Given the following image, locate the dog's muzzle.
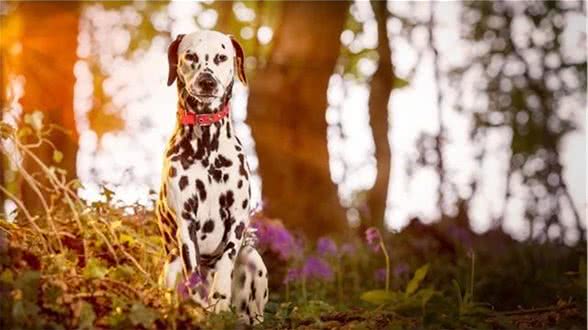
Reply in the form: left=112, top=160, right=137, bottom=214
left=196, top=73, right=218, bottom=95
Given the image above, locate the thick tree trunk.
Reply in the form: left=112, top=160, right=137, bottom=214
left=17, top=3, right=79, bottom=212
left=247, top=1, right=348, bottom=237
left=213, top=0, right=234, bottom=33
left=365, top=0, right=393, bottom=229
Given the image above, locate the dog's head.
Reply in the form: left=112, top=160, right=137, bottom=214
left=167, top=31, right=246, bottom=112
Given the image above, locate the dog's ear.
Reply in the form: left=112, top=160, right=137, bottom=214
left=167, top=34, right=185, bottom=86
left=230, top=36, right=247, bottom=85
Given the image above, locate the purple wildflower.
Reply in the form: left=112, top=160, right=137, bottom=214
left=252, top=218, right=298, bottom=260
left=448, top=226, right=473, bottom=249
left=340, top=243, right=357, bottom=257
left=374, top=267, right=387, bottom=283
left=283, top=267, right=302, bottom=284
left=303, top=256, right=334, bottom=281
left=393, top=263, right=410, bottom=277
left=316, top=237, right=338, bottom=256
left=365, top=227, right=382, bottom=252
left=177, top=272, right=207, bottom=301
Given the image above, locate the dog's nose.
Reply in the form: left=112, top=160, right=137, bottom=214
left=197, top=74, right=217, bottom=92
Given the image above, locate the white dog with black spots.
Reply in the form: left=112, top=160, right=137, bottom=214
left=155, top=30, right=268, bottom=325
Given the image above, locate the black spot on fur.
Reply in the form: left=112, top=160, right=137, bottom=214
left=189, top=221, right=200, bottom=242
left=208, top=167, right=223, bottom=182
left=250, top=281, right=256, bottom=301
left=219, top=191, right=234, bottom=208
left=238, top=154, right=249, bottom=179
left=237, top=180, right=243, bottom=189
left=202, top=219, right=215, bottom=233
left=258, top=270, right=263, bottom=277
left=235, top=222, right=245, bottom=239
left=223, top=173, right=229, bottom=182
left=181, top=195, right=199, bottom=220
left=181, top=243, right=192, bottom=271
left=239, top=273, right=246, bottom=288
left=264, top=289, right=268, bottom=298
left=201, top=235, right=207, bottom=240
left=223, top=242, right=235, bottom=252
left=240, top=300, right=247, bottom=311
left=179, top=176, right=189, bottom=190
left=242, top=199, right=248, bottom=209
left=235, top=145, right=242, bottom=151
left=214, top=155, right=233, bottom=168
left=195, top=179, right=206, bottom=201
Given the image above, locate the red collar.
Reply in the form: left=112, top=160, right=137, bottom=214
left=180, top=103, right=230, bottom=126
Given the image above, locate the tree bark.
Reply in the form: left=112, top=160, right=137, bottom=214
left=365, top=1, right=393, bottom=229
left=247, top=1, right=348, bottom=237
left=17, top=2, right=79, bottom=212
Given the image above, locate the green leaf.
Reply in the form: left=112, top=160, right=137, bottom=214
left=393, top=77, right=410, bottom=89
left=405, top=264, right=429, bottom=296
left=0, top=269, right=14, bottom=283
left=119, top=233, right=135, bottom=245
left=360, top=289, right=399, bottom=305
left=110, top=264, right=134, bottom=282
left=82, top=258, right=109, bottom=279
left=291, top=300, right=335, bottom=319
left=15, top=270, right=40, bottom=301
left=53, top=150, right=63, bottom=163
left=78, top=301, right=96, bottom=330
left=129, top=303, right=159, bottom=328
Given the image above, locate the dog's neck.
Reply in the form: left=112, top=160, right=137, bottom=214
left=167, top=81, right=236, bottom=165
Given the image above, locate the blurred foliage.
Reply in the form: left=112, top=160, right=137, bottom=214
left=450, top=1, right=586, bottom=239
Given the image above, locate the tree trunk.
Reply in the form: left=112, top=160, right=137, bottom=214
left=213, top=0, right=234, bottom=33
left=247, top=1, right=348, bottom=237
left=365, top=1, right=393, bottom=229
left=17, top=2, right=79, bottom=212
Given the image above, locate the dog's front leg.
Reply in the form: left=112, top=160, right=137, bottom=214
left=178, top=220, right=199, bottom=275
left=177, top=220, right=212, bottom=305
left=207, top=220, right=244, bottom=313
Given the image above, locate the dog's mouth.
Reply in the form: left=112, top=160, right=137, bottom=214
left=187, top=92, right=219, bottom=101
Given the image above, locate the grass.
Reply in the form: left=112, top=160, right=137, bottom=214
left=0, top=120, right=586, bottom=329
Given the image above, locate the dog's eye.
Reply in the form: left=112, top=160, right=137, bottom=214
left=214, top=54, right=228, bottom=65
left=185, top=53, right=199, bottom=62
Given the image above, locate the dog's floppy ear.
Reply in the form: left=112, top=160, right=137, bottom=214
left=167, top=34, right=185, bottom=86
left=230, top=35, right=247, bottom=85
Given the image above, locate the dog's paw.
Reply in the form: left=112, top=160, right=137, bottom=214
left=209, top=291, right=231, bottom=312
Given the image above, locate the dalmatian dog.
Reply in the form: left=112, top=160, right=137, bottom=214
left=155, top=30, right=268, bottom=325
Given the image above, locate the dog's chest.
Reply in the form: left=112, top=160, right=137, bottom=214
left=163, top=122, right=250, bottom=254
